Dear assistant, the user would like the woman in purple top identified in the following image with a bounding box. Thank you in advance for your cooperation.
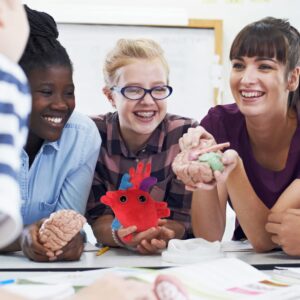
[173,17,300,254]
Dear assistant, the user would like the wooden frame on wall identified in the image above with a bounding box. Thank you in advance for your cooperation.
[188,19,223,104]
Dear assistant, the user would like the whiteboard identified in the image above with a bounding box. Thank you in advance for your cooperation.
[57,22,221,121]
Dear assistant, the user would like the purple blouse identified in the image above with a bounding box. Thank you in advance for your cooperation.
[200,103,300,240]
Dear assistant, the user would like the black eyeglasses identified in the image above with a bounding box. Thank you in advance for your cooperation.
[110,85,173,101]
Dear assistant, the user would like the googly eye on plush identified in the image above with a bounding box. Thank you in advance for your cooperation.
[139,195,147,203]
[120,195,127,203]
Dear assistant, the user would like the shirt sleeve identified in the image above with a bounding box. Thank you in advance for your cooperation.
[0,56,31,248]
[166,178,193,238]
[200,107,217,137]
[162,118,198,237]
[85,168,114,224]
[55,120,101,215]
[200,105,233,144]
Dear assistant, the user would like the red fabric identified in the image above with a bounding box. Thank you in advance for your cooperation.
[101,189,170,242]
[128,162,151,189]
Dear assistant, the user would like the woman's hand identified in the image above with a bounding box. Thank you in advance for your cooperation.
[173,141,230,191]
[117,226,162,250]
[75,274,156,300]
[266,209,300,256]
[136,226,175,255]
[21,220,84,262]
[172,149,215,190]
[179,126,216,151]
[116,220,176,254]
[20,221,56,262]
[214,149,240,183]
[135,219,182,255]
[55,231,84,261]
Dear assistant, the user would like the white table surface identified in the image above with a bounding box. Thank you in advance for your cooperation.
[0,246,300,271]
[0,247,172,271]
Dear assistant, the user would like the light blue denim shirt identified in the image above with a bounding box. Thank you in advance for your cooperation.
[19,111,101,225]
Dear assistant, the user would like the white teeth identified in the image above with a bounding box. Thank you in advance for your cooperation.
[135,112,155,117]
[44,116,63,124]
[241,91,263,98]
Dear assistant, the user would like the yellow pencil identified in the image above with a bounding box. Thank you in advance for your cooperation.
[96,246,110,256]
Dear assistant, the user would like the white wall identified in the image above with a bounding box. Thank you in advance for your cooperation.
[23,0,300,113]
[185,0,300,106]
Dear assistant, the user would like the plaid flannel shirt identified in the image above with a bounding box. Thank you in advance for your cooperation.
[86,112,198,238]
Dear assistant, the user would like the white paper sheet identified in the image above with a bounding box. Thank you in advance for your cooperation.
[22,258,272,299]
[1,283,74,300]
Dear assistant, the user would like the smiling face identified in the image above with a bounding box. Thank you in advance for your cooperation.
[108,58,168,150]
[28,65,75,142]
[230,56,292,118]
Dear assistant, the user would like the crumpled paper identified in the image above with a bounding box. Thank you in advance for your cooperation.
[162,238,224,264]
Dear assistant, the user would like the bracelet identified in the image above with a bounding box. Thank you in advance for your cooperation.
[111,228,137,251]
[111,228,126,248]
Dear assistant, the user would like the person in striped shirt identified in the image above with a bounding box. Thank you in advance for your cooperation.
[87,38,198,254]
[0,0,31,249]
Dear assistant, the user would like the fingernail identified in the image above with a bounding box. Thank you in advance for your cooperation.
[46,251,54,257]
[49,256,57,261]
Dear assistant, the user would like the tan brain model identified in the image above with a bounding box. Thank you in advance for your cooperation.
[39,210,86,251]
[172,142,230,186]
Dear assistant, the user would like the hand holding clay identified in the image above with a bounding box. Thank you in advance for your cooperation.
[172,142,230,190]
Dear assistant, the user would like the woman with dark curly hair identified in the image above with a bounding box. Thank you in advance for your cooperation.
[2,6,101,262]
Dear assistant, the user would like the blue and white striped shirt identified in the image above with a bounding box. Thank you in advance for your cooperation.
[0,53,31,248]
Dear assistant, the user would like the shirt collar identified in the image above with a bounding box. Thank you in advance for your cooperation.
[22,139,59,161]
[43,139,60,151]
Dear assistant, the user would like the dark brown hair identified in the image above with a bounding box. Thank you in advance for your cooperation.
[230,17,300,108]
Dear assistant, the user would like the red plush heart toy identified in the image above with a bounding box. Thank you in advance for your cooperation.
[100,162,170,242]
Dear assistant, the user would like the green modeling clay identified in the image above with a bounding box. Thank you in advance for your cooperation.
[198,152,224,172]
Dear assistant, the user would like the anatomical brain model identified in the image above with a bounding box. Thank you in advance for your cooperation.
[39,209,86,251]
[172,141,230,186]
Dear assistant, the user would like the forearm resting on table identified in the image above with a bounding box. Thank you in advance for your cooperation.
[0,220,45,253]
[91,214,118,247]
[0,236,21,253]
[226,159,276,252]
[191,188,225,241]
[271,180,300,214]
[164,219,186,239]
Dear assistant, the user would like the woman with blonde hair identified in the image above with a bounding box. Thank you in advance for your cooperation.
[86,38,198,254]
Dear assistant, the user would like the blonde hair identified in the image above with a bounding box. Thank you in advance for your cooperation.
[103,38,170,86]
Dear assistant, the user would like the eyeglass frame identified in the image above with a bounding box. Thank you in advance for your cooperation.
[110,85,173,101]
